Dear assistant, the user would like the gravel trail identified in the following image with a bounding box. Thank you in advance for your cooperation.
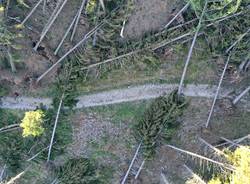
[0,84,231,110]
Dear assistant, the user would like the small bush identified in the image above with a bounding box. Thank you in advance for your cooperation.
[20,110,45,137]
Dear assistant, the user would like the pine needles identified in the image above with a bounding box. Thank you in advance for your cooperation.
[135,90,187,159]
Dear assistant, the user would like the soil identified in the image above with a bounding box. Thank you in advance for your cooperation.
[124,0,182,39]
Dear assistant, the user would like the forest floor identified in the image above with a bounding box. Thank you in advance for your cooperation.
[0,0,249,183]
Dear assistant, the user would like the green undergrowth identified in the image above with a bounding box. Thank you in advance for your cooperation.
[0,108,72,179]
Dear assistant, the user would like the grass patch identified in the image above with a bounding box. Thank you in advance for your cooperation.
[86,100,150,125]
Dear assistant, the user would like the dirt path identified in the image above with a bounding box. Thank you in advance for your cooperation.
[0,84,232,110]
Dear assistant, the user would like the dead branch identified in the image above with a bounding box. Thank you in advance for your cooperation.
[215,134,250,147]
[177,1,208,95]
[232,86,250,105]
[220,137,250,151]
[5,168,28,184]
[34,0,68,51]
[121,143,141,184]
[99,0,105,12]
[135,159,145,179]
[205,54,230,128]
[164,2,190,29]
[7,47,16,73]
[27,143,55,161]
[21,0,44,25]
[0,123,19,132]
[43,0,46,14]
[82,49,142,70]
[183,164,206,184]
[120,20,126,38]
[199,137,225,156]
[70,0,87,41]
[166,144,235,171]
[47,93,64,162]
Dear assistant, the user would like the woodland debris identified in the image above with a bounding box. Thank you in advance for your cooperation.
[36,6,121,83]
[34,0,68,51]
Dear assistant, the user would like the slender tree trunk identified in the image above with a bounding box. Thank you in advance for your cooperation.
[47,94,64,162]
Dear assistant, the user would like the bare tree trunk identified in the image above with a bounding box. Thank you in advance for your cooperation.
[178,1,208,95]
[47,94,64,162]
